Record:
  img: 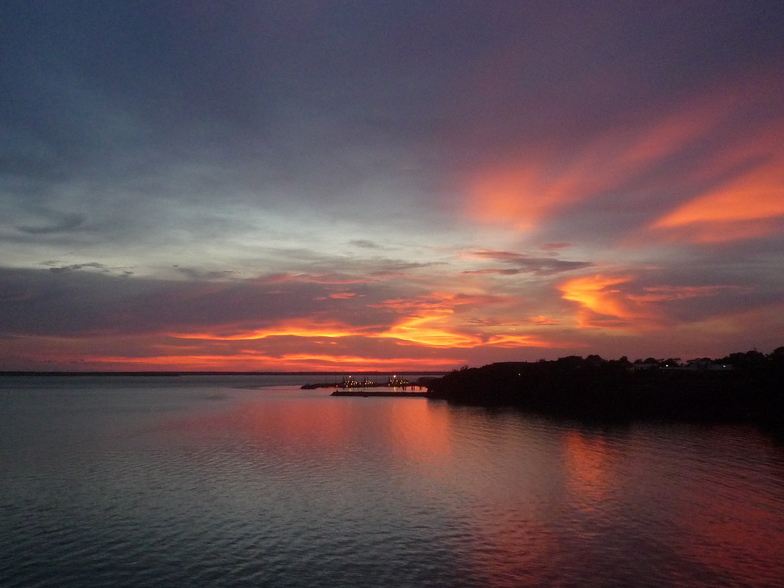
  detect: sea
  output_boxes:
[1,374,783,588]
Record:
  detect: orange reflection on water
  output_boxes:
[452,416,564,585]
[166,392,455,472]
[682,498,784,580]
[235,396,355,451]
[388,400,452,465]
[562,431,612,508]
[674,465,784,584]
[466,510,560,586]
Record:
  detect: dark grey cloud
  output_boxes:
[0,242,509,343]
[349,240,382,249]
[466,250,592,276]
[238,244,452,282]
[4,0,781,224]
[172,267,238,281]
[368,260,447,277]
[0,265,420,338]
[1,2,781,225]
[46,262,108,275]
[0,0,780,279]
[17,212,87,235]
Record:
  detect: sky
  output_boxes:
[2,0,784,371]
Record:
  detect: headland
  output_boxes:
[424,348,784,425]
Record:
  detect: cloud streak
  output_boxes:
[463,249,592,275]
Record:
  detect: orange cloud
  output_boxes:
[559,274,639,328]
[374,293,488,347]
[84,352,462,371]
[373,292,547,348]
[171,310,479,348]
[650,160,784,242]
[172,319,371,341]
[466,92,734,230]
[628,285,749,302]
[255,273,376,285]
[169,291,566,353]
[483,334,561,348]
[465,74,784,244]
[529,316,562,325]
[173,313,484,350]
[370,291,513,311]
[558,274,751,331]
[379,312,483,348]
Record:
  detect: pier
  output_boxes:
[331,390,429,398]
[302,375,429,392]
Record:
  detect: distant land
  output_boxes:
[5,353,782,426]
[425,348,784,426]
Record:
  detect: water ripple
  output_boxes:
[2,380,784,587]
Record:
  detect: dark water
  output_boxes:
[1,376,783,587]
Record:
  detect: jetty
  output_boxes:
[302,374,428,392]
[331,390,428,398]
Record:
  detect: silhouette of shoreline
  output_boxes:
[425,349,784,425]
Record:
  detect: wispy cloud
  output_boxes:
[463,249,591,275]
[463,70,784,247]
[17,212,87,235]
[558,272,759,332]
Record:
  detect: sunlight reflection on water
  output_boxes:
[1,376,783,587]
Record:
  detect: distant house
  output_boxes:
[632,358,734,372]
[708,363,734,371]
[632,362,660,371]
[683,358,734,371]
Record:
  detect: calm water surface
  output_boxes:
[1,375,783,587]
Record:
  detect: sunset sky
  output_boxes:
[2,1,784,371]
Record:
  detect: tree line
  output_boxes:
[425,347,784,424]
